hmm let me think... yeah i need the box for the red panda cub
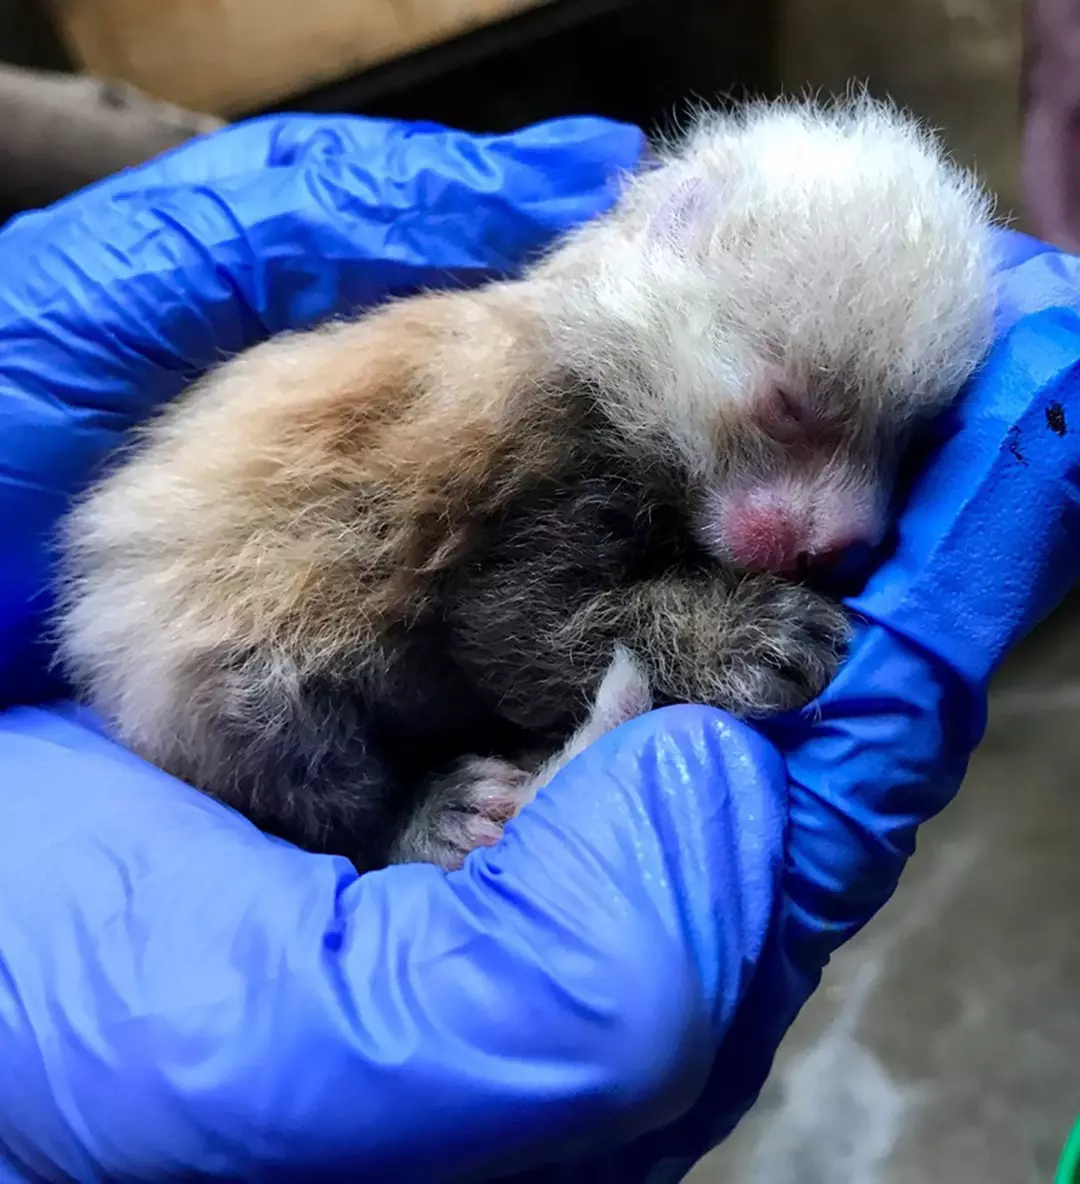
[54,96,995,871]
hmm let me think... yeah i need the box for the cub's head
[539,94,995,574]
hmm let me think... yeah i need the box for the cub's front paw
[722,579,850,718]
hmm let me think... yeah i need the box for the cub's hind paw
[390,757,532,871]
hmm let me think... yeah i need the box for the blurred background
[0,1,1075,1180]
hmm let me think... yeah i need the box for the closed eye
[757,384,809,442]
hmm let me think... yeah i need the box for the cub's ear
[647,177,713,247]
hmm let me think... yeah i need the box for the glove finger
[7,114,646,255]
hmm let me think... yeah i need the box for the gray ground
[691,2,1080,1181]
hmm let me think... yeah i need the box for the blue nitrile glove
[614,228,1080,1181]
[0,110,1078,1184]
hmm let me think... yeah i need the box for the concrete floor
[690,2,1080,1181]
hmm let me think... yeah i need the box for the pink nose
[720,500,859,574]
[721,501,807,573]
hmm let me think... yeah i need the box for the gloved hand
[631,228,1080,1179]
[0,111,1078,1184]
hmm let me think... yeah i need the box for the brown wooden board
[46,0,548,116]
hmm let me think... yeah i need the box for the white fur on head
[530,93,996,570]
